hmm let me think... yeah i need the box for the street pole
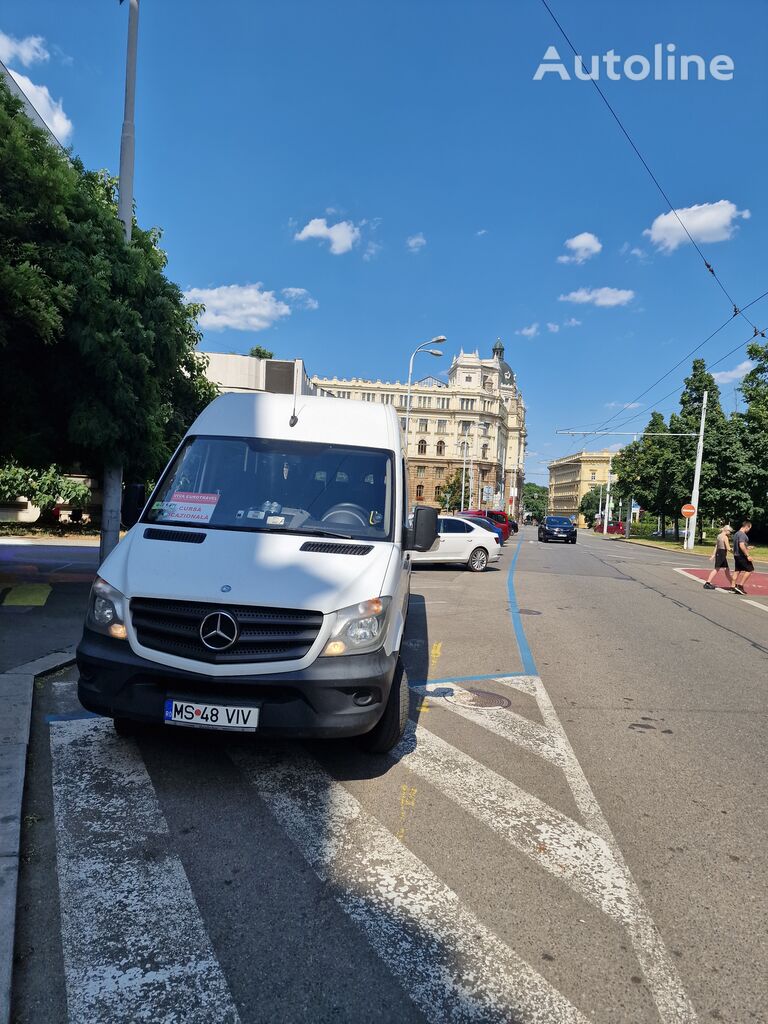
[598,483,603,519]
[404,336,445,441]
[100,0,140,565]
[602,458,613,535]
[685,389,708,550]
[460,428,469,510]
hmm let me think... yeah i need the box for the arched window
[416,484,424,499]
[436,440,445,456]
[417,439,427,455]
[481,443,489,460]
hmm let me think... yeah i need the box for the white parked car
[411,515,500,572]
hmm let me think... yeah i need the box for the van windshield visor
[143,436,394,541]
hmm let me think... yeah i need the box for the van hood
[100,526,394,614]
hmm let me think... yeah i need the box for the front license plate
[164,699,259,731]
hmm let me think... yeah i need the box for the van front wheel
[359,657,408,754]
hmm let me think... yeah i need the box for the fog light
[109,623,128,640]
[353,690,374,707]
[324,640,346,657]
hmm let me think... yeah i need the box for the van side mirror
[405,505,438,551]
[121,482,146,530]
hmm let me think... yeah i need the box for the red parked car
[594,520,625,535]
[462,509,514,542]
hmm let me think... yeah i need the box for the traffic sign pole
[685,390,708,550]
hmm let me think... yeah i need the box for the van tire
[359,657,408,754]
[113,716,139,738]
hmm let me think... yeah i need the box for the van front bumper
[77,628,398,738]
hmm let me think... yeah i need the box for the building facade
[547,450,613,525]
[312,341,526,514]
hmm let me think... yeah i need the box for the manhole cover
[443,687,511,711]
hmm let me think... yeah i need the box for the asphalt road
[10,528,768,1023]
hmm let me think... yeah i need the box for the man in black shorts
[732,520,754,596]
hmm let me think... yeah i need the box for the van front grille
[130,597,323,665]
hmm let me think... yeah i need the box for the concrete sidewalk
[0,649,76,1024]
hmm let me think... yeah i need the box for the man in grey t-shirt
[732,520,753,595]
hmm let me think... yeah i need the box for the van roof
[188,391,401,452]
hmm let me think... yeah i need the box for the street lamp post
[101,0,140,564]
[685,390,708,550]
[404,336,446,441]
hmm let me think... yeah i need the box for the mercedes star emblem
[199,611,239,651]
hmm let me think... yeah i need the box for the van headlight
[86,577,128,640]
[321,597,391,657]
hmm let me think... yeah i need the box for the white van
[77,392,437,753]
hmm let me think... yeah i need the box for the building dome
[492,338,505,360]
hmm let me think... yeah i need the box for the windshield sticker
[160,491,220,523]
[266,515,286,526]
[246,509,265,520]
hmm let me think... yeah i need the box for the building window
[437,397,450,409]
[400,418,407,431]
[434,486,442,500]
[380,394,394,404]
[459,420,472,434]
[416,466,425,477]
[418,418,428,432]
[416,484,424,499]
[481,443,489,460]
[417,439,427,455]
[465,375,472,383]
[460,398,475,411]
[417,396,432,408]
[590,471,596,480]
[397,394,407,407]
[436,440,445,456]
[435,467,444,478]
[435,419,446,433]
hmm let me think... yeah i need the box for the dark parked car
[538,516,577,544]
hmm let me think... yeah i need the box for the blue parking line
[506,535,539,677]
[408,671,528,688]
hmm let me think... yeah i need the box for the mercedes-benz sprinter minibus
[77,392,437,753]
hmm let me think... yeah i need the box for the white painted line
[232,744,588,1024]
[50,719,240,1024]
[742,598,768,613]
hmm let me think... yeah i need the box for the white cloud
[406,232,427,253]
[515,323,539,338]
[294,217,360,255]
[184,283,292,332]
[563,317,581,327]
[363,240,382,262]
[605,401,641,409]
[476,228,488,237]
[559,287,634,307]
[0,30,49,66]
[607,442,624,452]
[621,242,648,261]
[712,359,755,384]
[557,231,602,264]
[281,287,319,311]
[546,322,560,333]
[644,200,751,252]
[8,69,72,143]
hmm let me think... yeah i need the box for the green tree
[249,345,274,359]
[739,338,768,535]
[439,469,468,511]
[0,461,90,522]
[0,79,215,492]
[578,485,601,527]
[522,482,547,520]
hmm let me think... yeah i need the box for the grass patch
[624,537,768,563]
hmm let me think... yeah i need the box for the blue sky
[3,0,767,481]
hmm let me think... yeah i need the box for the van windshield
[143,435,394,541]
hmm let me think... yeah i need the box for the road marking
[50,718,240,1024]
[2,583,51,606]
[500,537,698,1022]
[741,598,768,613]
[232,744,588,1024]
[430,640,442,672]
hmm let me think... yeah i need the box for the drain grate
[443,687,511,711]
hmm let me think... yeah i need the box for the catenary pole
[602,457,613,535]
[100,0,140,564]
[685,390,708,550]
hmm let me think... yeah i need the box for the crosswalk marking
[50,718,240,1024]
[416,676,698,1024]
[232,743,590,1024]
[2,583,51,606]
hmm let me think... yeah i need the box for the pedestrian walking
[703,525,733,590]
[731,520,754,596]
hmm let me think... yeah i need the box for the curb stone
[0,647,76,1024]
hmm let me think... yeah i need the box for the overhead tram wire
[538,0,760,337]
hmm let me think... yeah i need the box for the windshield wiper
[257,526,356,541]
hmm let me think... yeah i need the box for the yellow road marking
[430,641,442,672]
[2,583,52,606]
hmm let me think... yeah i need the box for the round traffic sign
[681,503,696,518]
